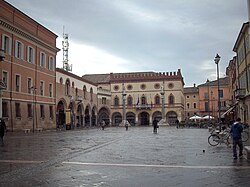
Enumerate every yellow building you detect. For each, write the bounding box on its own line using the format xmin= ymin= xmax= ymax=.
xmin=83 ymin=69 xmax=185 ymax=126
xmin=232 ymin=22 xmax=250 ymax=125
xmin=183 ymin=84 xmax=199 ymax=119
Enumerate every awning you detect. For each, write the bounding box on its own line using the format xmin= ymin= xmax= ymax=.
xmin=221 ymin=106 xmax=235 ymax=118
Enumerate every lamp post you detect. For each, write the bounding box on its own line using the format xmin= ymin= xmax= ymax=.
xmin=160 ymin=84 xmax=165 ymax=122
xmin=122 ymin=83 xmax=127 ymax=126
xmin=0 ymin=49 xmax=6 ymax=120
xmin=214 ymin=53 xmax=221 ymax=131
xmin=206 ymin=79 xmax=210 ymax=122
xmin=31 ymin=86 xmax=37 ymax=133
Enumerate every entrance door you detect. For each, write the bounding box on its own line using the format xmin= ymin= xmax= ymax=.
xmin=140 ymin=112 xmax=149 ymax=125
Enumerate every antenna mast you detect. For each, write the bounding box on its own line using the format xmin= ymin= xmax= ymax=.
xmin=62 ymin=26 xmax=72 ymax=72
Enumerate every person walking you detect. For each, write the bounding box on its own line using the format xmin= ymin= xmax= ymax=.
xmin=230 ymin=118 xmax=243 ymax=160
xmin=153 ymin=118 xmax=158 ymax=134
xmin=176 ymin=119 xmax=180 ymax=128
xmin=101 ymin=120 xmax=105 ymax=130
xmin=125 ymin=121 xmax=128 ymax=131
xmin=0 ymin=119 xmax=6 ymax=146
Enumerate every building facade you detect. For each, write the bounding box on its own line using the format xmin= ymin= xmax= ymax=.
xmin=56 ymin=68 xmax=102 ymax=128
xmin=198 ymin=77 xmax=231 ymax=121
xmin=84 ymin=69 xmax=185 ymax=126
xmin=232 ymin=22 xmax=250 ymax=125
xmin=183 ymin=84 xmax=199 ymax=119
xmin=0 ymin=1 xmax=59 ymax=131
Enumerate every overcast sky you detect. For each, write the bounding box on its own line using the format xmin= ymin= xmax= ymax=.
xmin=6 ymin=0 xmax=248 ymax=86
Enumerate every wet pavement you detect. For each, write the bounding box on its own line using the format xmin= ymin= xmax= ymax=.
xmin=0 ymin=126 xmax=250 ymax=187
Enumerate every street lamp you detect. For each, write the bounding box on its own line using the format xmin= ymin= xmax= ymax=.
xmin=0 ymin=49 xmax=6 ymax=120
xmin=160 ymin=84 xmax=165 ymax=122
xmin=214 ymin=53 xmax=221 ymax=131
xmin=31 ymin=86 xmax=37 ymax=133
xmin=122 ymin=83 xmax=127 ymax=126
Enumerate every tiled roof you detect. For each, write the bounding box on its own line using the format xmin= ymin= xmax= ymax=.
xmin=198 ymin=77 xmax=229 ymax=87
xmin=82 ymin=74 xmax=110 ymax=84
xmin=184 ymin=87 xmax=198 ymax=94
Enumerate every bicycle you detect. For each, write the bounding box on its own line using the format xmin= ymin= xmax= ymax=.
xmin=208 ymin=129 xmax=231 ymax=146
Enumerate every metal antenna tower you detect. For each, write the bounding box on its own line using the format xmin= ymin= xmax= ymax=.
xmin=62 ymin=26 xmax=72 ymax=72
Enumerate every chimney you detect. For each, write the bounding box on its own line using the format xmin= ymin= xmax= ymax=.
xmin=194 ymin=83 xmax=196 ymax=87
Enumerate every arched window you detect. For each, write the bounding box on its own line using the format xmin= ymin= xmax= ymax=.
xmin=155 ymin=95 xmax=160 ymax=105
xmin=60 ymin=77 xmax=63 ymax=84
xmin=65 ymin=79 xmax=70 ymax=96
xmin=90 ymin=87 xmax=93 ymax=102
xmin=187 ymin=103 xmax=190 ymax=109
xmin=114 ymin=96 xmax=119 ymax=106
xmin=169 ymin=94 xmax=174 ymax=105
xmin=75 ymin=88 xmax=78 ymax=96
xmin=83 ymin=85 xmax=86 ymax=99
xmin=127 ymin=95 xmax=133 ymax=106
xmin=141 ymin=95 xmax=147 ymax=105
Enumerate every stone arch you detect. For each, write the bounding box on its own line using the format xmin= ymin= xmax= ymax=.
xmin=76 ymin=103 xmax=84 ymax=127
xmin=98 ymin=107 xmax=110 ymax=125
xmin=166 ymin=111 xmax=178 ymax=125
xmin=56 ymin=99 xmax=67 ymax=128
xmin=84 ymin=105 xmax=91 ymax=127
xmin=126 ymin=112 xmax=136 ymax=126
xmin=152 ymin=111 xmax=162 ymax=122
xmin=112 ymin=112 xmax=122 ymax=126
xmin=138 ymin=111 xmax=150 ymax=125
xmin=91 ymin=105 xmax=97 ymax=126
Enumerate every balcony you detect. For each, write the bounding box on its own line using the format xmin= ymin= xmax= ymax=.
xmin=235 ymin=89 xmax=246 ymax=99
xmin=135 ymin=104 xmax=152 ymax=110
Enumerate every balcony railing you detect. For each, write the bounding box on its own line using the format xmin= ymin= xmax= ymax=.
xmin=135 ymin=104 xmax=152 ymax=110
xmin=235 ymin=89 xmax=246 ymax=99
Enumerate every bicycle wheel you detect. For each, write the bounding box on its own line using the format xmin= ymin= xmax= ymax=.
xmin=227 ymin=135 xmax=232 ymax=145
xmin=208 ymin=134 xmax=220 ymax=146
xmin=242 ymin=131 xmax=249 ymax=142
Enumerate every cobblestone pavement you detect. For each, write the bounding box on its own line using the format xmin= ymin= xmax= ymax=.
xmin=0 ymin=126 xmax=250 ymax=187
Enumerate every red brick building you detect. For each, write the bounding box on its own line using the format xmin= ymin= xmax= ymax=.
xmin=0 ymin=1 xmax=59 ymax=131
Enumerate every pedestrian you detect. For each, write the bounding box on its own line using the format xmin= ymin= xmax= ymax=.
xmin=101 ymin=120 xmax=105 ymax=130
xmin=125 ymin=121 xmax=128 ymax=131
xmin=230 ymin=117 xmax=243 ymax=160
xmin=0 ymin=119 xmax=6 ymax=146
xmin=176 ymin=119 xmax=180 ymax=128
xmin=153 ymin=118 xmax=158 ymax=134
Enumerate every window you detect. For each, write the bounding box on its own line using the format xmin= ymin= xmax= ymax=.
xmin=15 ymin=102 xmax=21 ymax=118
xmin=27 ymin=103 xmax=33 ymax=118
xmin=219 ymin=89 xmax=224 ymax=98
xmin=204 ymin=92 xmax=209 ymax=99
xmin=141 ymin=96 xmax=146 ymax=105
xmin=75 ymin=88 xmax=78 ymax=96
xmin=40 ymin=81 xmax=44 ymax=96
xmin=15 ymin=74 xmax=20 ymax=92
xmin=90 ymin=87 xmax=93 ymax=101
xmin=2 ymin=102 xmax=8 ymax=117
xmin=66 ymin=79 xmax=70 ymax=96
xmin=27 ymin=78 xmax=32 ymax=94
xmin=114 ymin=96 xmax=119 ymax=106
xmin=205 ymin=102 xmax=209 ymax=112
xmin=187 ymin=95 xmax=189 ymax=98
xmin=83 ymin=85 xmax=86 ymax=99
xmin=2 ymin=34 xmax=12 ymax=55
xmin=49 ymin=105 xmax=53 ymax=119
xmin=2 ymin=71 xmax=8 ymax=89
xmin=187 ymin=103 xmax=190 ymax=109
xmin=48 ymin=56 xmax=54 ymax=70
xmin=40 ymin=105 xmax=45 ymax=118
xmin=169 ymin=94 xmax=174 ymax=104
xmin=193 ymin=103 xmax=197 ymax=109
xmin=127 ymin=96 xmax=133 ymax=106
xmin=40 ymin=52 xmax=46 ymax=67
xmin=155 ymin=95 xmax=160 ymax=105
xmin=193 ymin=95 xmax=196 ymax=98
xmin=102 ymin=97 xmax=107 ymax=105
xmin=15 ymin=40 xmax=23 ymax=59
xmin=27 ymin=46 xmax=34 ymax=63
xmin=49 ymin=84 xmax=53 ymax=97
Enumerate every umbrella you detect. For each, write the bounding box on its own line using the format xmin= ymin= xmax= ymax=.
xmin=189 ymin=115 xmax=202 ymax=120
xmin=203 ymin=115 xmax=214 ymax=119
